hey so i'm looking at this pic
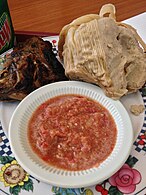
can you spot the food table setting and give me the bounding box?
[0,1,146,194]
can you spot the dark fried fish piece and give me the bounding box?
[0,36,68,101]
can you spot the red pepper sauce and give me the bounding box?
[28,94,117,171]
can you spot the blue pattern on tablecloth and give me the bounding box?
[0,123,12,156]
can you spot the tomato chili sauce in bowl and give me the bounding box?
[28,94,117,171]
[9,81,133,188]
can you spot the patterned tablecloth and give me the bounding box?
[0,12,146,195]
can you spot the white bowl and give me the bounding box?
[9,81,133,188]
